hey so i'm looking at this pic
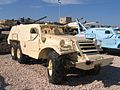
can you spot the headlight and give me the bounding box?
[60,40,65,47]
[93,39,101,46]
[60,39,73,50]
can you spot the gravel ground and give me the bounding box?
[0,54,120,90]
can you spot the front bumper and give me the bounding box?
[75,55,113,70]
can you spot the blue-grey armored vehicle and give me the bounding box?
[86,27,120,49]
[68,19,120,50]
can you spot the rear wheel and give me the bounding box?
[47,51,65,84]
[11,45,17,60]
[16,45,28,64]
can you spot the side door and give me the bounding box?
[25,27,40,58]
[102,30,116,48]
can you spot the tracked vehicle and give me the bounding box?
[7,23,113,84]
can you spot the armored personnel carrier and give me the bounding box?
[7,23,113,84]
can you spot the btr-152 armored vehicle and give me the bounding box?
[7,23,113,84]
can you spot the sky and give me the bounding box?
[0,0,119,26]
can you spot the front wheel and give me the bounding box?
[47,51,65,84]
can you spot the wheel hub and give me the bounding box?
[17,48,21,59]
[11,47,14,56]
[48,59,53,76]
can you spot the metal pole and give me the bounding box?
[58,0,61,19]
[59,3,60,18]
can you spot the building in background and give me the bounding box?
[59,17,72,24]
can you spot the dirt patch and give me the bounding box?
[0,54,120,90]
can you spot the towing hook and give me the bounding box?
[86,60,93,65]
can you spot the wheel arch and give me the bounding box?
[38,48,57,59]
[9,40,20,46]
[117,43,120,48]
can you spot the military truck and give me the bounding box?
[7,23,113,84]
